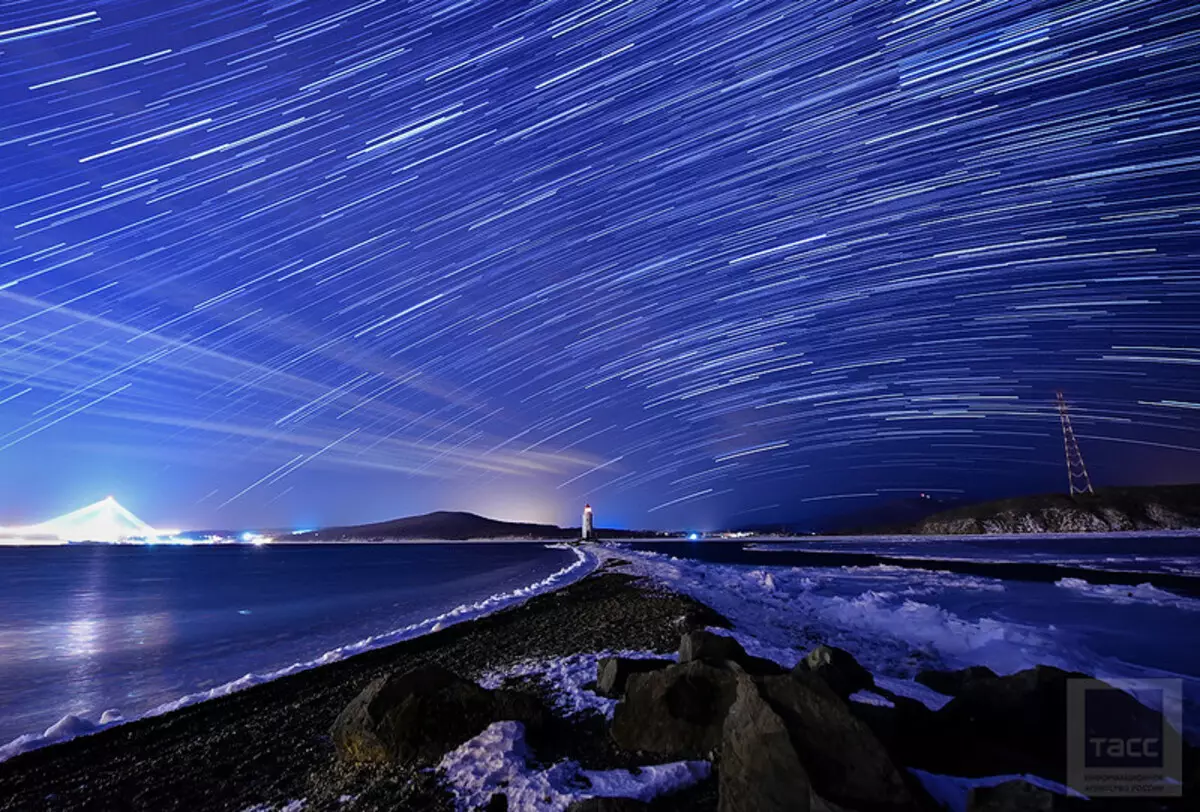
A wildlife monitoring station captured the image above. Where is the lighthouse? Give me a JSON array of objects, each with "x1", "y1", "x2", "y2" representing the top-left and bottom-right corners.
[{"x1": 581, "y1": 504, "x2": 596, "y2": 541}]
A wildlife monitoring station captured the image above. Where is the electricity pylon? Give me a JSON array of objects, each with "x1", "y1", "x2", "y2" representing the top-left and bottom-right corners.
[{"x1": 1055, "y1": 392, "x2": 1095, "y2": 496}]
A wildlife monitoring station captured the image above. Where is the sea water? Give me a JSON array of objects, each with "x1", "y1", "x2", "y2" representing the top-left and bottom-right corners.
[{"x1": 0, "y1": 542, "x2": 583, "y2": 756}]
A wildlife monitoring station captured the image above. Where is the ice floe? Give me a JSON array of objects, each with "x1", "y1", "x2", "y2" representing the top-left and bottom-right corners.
[{"x1": 1056, "y1": 577, "x2": 1200, "y2": 611}]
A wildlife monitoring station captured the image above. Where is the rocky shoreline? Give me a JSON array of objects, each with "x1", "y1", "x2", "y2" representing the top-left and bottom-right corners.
[
  {"x1": 903, "y1": 485, "x2": 1200, "y2": 535},
  {"x1": 0, "y1": 561, "x2": 1195, "y2": 811}
]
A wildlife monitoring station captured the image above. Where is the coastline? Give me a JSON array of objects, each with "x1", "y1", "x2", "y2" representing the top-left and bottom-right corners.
[
  {"x1": 4, "y1": 542, "x2": 1197, "y2": 810},
  {"x1": 0, "y1": 543, "x2": 594, "y2": 765},
  {"x1": 0, "y1": 560, "x2": 720, "y2": 811}
]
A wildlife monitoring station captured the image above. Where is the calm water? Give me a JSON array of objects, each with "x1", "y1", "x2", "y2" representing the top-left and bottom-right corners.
[{"x1": 0, "y1": 543, "x2": 577, "y2": 747}]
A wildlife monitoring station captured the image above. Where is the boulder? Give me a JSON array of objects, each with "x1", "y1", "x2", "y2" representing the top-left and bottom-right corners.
[
  {"x1": 719, "y1": 676, "x2": 812, "y2": 812},
  {"x1": 672, "y1": 606, "x2": 732, "y2": 635},
  {"x1": 914, "y1": 665, "x2": 998, "y2": 697},
  {"x1": 679, "y1": 630, "x2": 745, "y2": 664},
  {"x1": 965, "y1": 780, "x2": 1054, "y2": 811},
  {"x1": 678, "y1": 630, "x2": 786, "y2": 675},
  {"x1": 331, "y1": 664, "x2": 544, "y2": 765},
  {"x1": 610, "y1": 661, "x2": 739, "y2": 758},
  {"x1": 884, "y1": 665, "x2": 1174, "y2": 782},
  {"x1": 848, "y1": 693, "x2": 939, "y2": 762},
  {"x1": 932, "y1": 665, "x2": 1084, "y2": 778},
  {"x1": 792, "y1": 645, "x2": 873, "y2": 699},
  {"x1": 596, "y1": 657, "x2": 673, "y2": 698},
  {"x1": 757, "y1": 672, "x2": 912, "y2": 810}
]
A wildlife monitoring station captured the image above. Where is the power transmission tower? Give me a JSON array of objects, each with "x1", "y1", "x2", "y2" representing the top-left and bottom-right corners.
[{"x1": 1055, "y1": 392, "x2": 1095, "y2": 496}]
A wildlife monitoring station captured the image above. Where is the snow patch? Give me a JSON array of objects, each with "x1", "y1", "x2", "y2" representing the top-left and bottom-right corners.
[
  {"x1": 849, "y1": 690, "x2": 895, "y2": 707},
  {"x1": 874, "y1": 676, "x2": 954, "y2": 711},
  {"x1": 1056, "y1": 577, "x2": 1200, "y2": 611},
  {"x1": 241, "y1": 801, "x2": 306, "y2": 812},
  {"x1": 439, "y1": 721, "x2": 709, "y2": 811},
  {"x1": 844, "y1": 565, "x2": 1007, "y2": 594},
  {"x1": 480, "y1": 650, "x2": 669, "y2": 719},
  {"x1": 601, "y1": 546, "x2": 1063, "y2": 679}
]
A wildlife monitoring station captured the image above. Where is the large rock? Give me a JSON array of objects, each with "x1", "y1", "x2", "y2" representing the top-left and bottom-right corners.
[
  {"x1": 865, "y1": 665, "x2": 1176, "y2": 783},
  {"x1": 848, "y1": 693, "x2": 938, "y2": 762},
  {"x1": 965, "y1": 780, "x2": 1055, "y2": 811},
  {"x1": 331, "y1": 664, "x2": 543, "y2": 765},
  {"x1": 914, "y1": 665, "x2": 997, "y2": 697},
  {"x1": 596, "y1": 657, "x2": 673, "y2": 698},
  {"x1": 720, "y1": 676, "x2": 812, "y2": 812},
  {"x1": 610, "y1": 661, "x2": 739, "y2": 758},
  {"x1": 678, "y1": 630, "x2": 785, "y2": 675},
  {"x1": 792, "y1": 645, "x2": 873, "y2": 699},
  {"x1": 679, "y1": 630, "x2": 745, "y2": 664},
  {"x1": 757, "y1": 673, "x2": 912, "y2": 810},
  {"x1": 673, "y1": 606, "x2": 733, "y2": 635},
  {"x1": 932, "y1": 665, "x2": 1084, "y2": 778}
]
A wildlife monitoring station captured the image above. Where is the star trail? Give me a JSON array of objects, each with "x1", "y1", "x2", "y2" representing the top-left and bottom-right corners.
[{"x1": 1, "y1": 0, "x2": 1198, "y2": 530}]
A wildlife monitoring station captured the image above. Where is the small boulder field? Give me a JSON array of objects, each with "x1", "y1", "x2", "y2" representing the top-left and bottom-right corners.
[{"x1": 332, "y1": 625, "x2": 1197, "y2": 811}]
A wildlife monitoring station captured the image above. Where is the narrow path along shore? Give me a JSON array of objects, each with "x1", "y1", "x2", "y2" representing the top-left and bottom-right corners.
[{"x1": 0, "y1": 566, "x2": 718, "y2": 812}]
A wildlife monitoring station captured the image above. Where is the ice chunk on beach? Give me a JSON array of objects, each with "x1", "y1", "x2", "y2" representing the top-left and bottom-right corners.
[
  {"x1": 43, "y1": 714, "x2": 97, "y2": 740},
  {"x1": 439, "y1": 721, "x2": 709, "y2": 811},
  {"x1": 0, "y1": 709, "x2": 130, "y2": 761}
]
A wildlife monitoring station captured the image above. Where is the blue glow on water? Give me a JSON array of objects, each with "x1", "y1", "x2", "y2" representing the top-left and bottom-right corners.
[{"x1": 0, "y1": 543, "x2": 576, "y2": 747}]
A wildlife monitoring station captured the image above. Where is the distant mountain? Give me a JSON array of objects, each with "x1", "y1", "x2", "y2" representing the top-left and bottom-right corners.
[
  {"x1": 289, "y1": 510, "x2": 655, "y2": 541},
  {"x1": 898, "y1": 484, "x2": 1200, "y2": 535}
]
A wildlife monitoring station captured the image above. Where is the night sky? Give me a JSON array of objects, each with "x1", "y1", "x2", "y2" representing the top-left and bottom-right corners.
[{"x1": 1, "y1": 0, "x2": 1199, "y2": 531}]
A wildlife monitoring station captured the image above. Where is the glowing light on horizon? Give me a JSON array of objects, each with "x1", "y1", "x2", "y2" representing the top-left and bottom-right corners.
[
  {"x1": 19, "y1": 497, "x2": 158, "y2": 542},
  {"x1": 0, "y1": 497, "x2": 184, "y2": 544}
]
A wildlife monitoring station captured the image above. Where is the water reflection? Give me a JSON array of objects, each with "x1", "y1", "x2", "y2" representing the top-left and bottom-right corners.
[{"x1": 0, "y1": 543, "x2": 574, "y2": 745}]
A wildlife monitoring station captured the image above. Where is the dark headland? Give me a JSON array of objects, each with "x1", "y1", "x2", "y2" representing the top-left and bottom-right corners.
[
  {"x1": 888, "y1": 483, "x2": 1200, "y2": 535},
  {"x1": 289, "y1": 510, "x2": 660, "y2": 541}
]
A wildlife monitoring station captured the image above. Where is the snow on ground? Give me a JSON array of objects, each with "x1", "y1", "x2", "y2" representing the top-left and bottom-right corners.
[
  {"x1": 0, "y1": 545, "x2": 596, "y2": 763},
  {"x1": 241, "y1": 801, "x2": 306, "y2": 812},
  {"x1": 439, "y1": 721, "x2": 709, "y2": 812},
  {"x1": 873, "y1": 676, "x2": 954, "y2": 710},
  {"x1": 481, "y1": 650, "x2": 671, "y2": 719},
  {"x1": 910, "y1": 769, "x2": 1085, "y2": 812},
  {"x1": 1055, "y1": 577, "x2": 1200, "y2": 611},
  {"x1": 848, "y1": 690, "x2": 895, "y2": 708},
  {"x1": 595, "y1": 543, "x2": 1200, "y2": 739},
  {"x1": 599, "y1": 546, "x2": 1061, "y2": 681}
]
